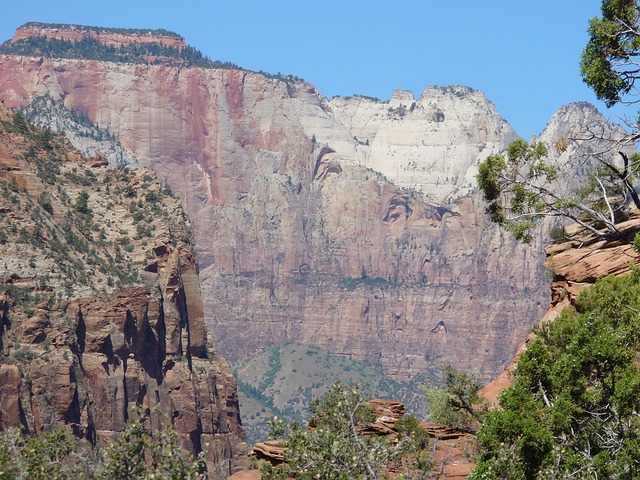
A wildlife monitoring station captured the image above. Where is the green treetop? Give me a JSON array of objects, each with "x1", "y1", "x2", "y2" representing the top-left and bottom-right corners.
[
  {"x1": 471, "y1": 271, "x2": 640, "y2": 479},
  {"x1": 478, "y1": 0, "x2": 640, "y2": 243}
]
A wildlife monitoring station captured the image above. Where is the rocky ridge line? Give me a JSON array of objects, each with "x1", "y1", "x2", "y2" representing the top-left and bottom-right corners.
[
  {"x1": 11, "y1": 22, "x2": 186, "y2": 49},
  {"x1": 0, "y1": 24, "x2": 626, "y2": 390}
]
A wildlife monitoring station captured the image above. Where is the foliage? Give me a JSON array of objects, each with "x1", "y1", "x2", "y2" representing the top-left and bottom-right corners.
[
  {"x1": 0, "y1": 103, "x2": 196, "y2": 305},
  {"x1": 74, "y1": 190, "x2": 91, "y2": 215},
  {"x1": 476, "y1": 138, "x2": 639, "y2": 242},
  {"x1": 478, "y1": 1, "x2": 640, "y2": 243},
  {"x1": 394, "y1": 414, "x2": 431, "y2": 451},
  {"x1": 581, "y1": 0, "x2": 640, "y2": 107},
  {"x1": 634, "y1": 231, "x2": 640, "y2": 252},
  {"x1": 38, "y1": 191, "x2": 54, "y2": 215},
  {"x1": 257, "y1": 70, "x2": 306, "y2": 85},
  {"x1": 11, "y1": 111, "x2": 31, "y2": 135},
  {"x1": 261, "y1": 382, "x2": 431, "y2": 480},
  {"x1": 0, "y1": 36, "x2": 215, "y2": 69},
  {"x1": 548, "y1": 224, "x2": 566, "y2": 242},
  {"x1": 100, "y1": 410, "x2": 206, "y2": 479},
  {"x1": 0, "y1": 412, "x2": 205, "y2": 479},
  {"x1": 423, "y1": 365, "x2": 485, "y2": 431},
  {"x1": 471, "y1": 271, "x2": 640, "y2": 479},
  {"x1": 22, "y1": 22, "x2": 184, "y2": 38},
  {"x1": 0, "y1": 427, "x2": 81, "y2": 480}
]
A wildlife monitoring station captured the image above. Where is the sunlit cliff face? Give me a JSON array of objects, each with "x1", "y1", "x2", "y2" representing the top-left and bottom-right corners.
[{"x1": 7, "y1": 34, "x2": 617, "y2": 384}]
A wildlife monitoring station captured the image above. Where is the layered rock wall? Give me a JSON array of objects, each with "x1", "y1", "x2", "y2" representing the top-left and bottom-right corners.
[
  {"x1": 0, "y1": 104, "x2": 246, "y2": 477},
  {"x1": 0, "y1": 53, "x2": 551, "y2": 382},
  {"x1": 329, "y1": 87, "x2": 519, "y2": 203}
]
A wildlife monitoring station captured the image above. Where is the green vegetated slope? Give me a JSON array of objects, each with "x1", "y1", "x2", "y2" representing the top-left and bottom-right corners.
[
  {"x1": 233, "y1": 343, "x2": 434, "y2": 445},
  {"x1": 472, "y1": 270, "x2": 640, "y2": 479},
  {"x1": 0, "y1": 111, "x2": 182, "y2": 299}
]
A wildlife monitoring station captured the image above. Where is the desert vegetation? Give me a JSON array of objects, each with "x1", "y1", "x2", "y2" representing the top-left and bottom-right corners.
[
  {"x1": 0, "y1": 35, "x2": 216, "y2": 68},
  {"x1": 0, "y1": 410, "x2": 206, "y2": 479},
  {"x1": 259, "y1": 382, "x2": 432, "y2": 480},
  {"x1": 478, "y1": 0, "x2": 640, "y2": 244},
  {"x1": 468, "y1": 2, "x2": 640, "y2": 478}
]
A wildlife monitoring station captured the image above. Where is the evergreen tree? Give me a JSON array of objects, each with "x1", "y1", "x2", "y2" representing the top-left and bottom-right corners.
[{"x1": 471, "y1": 271, "x2": 640, "y2": 479}]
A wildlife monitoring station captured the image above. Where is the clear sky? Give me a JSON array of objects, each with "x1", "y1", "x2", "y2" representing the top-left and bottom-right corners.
[{"x1": 0, "y1": 0, "x2": 630, "y2": 139}]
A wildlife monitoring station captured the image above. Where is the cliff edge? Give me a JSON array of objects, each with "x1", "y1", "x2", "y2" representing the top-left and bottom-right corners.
[{"x1": 0, "y1": 101, "x2": 247, "y2": 477}]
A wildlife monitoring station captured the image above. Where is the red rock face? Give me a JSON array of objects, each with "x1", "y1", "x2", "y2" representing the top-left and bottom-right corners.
[
  {"x1": 0, "y1": 56, "x2": 549, "y2": 382},
  {"x1": 11, "y1": 25, "x2": 186, "y2": 49},
  {"x1": 0, "y1": 106, "x2": 247, "y2": 477},
  {"x1": 2, "y1": 284, "x2": 247, "y2": 476}
]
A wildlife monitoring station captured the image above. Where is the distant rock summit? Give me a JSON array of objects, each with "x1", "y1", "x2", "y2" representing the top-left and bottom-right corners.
[
  {"x1": 0, "y1": 22, "x2": 623, "y2": 397},
  {"x1": 0, "y1": 22, "x2": 214, "y2": 67},
  {"x1": 11, "y1": 22, "x2": 186, "y2": 48},
  {"x1": 328, "y1": 86, "x2": 518, "y2": 204}
]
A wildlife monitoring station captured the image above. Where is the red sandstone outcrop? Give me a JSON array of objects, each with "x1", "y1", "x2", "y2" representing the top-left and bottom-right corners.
[{"x1": 0, "y1": 103, "x2": 247, "y2": 477}]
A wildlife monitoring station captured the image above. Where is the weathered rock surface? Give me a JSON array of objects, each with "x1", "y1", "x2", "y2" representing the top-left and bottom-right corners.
[
  {"x1": 21, "y1": 94, "x2": 139, "y2": 168},
  {"x1": 329, "y1": 87, "x2": 519, "y2": 203},
  {"x1": 12, "y1": 22, "x2": 186, "y2": 49},
  {"x1": 0, "y1": 102, "x2": 247, "y2": 477},
  {"x1": 0, "y1": 49, "x2": 552, "y2": 383},
  {"x1": 3, "y1": 25, "x2": 623, "y2": 388}
]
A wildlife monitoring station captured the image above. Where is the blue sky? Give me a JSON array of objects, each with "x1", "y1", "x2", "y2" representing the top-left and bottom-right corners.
[{"x1": 0, "y1": 0, "x2": 629, "y2": 139}]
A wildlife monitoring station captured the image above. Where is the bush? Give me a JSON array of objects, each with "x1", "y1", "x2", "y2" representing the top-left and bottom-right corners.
[
  {"x1": 0, "y1": 428, "x2": 82, "y2": 479},
  {"x1": 472, "y1": 271, "x2": 640, "y2": 479},
  {"x1": 101, "y1": 410, "x2": 205, "y2": 479},
  {"x1": 423, "y1": 365, "x2": 485, "y2": 431},
  {"x1": 261, "y1": 382, "x2": 432, "y2": 480},
  {"x1": 38, "y1": 191, "x2": 53, "y2": 215},
  {"x1": 633, "y1": 232, "x2": 640, "y2": 254},
  {"x1": 74, "y1": 190, "x2": 91, "y2": 215},
  {"x1": 0, "y1": 409, "x2": 206, "y2": 479},
  {"x1": 549, "y1": 224, "x2": 566, "y2": 242}
]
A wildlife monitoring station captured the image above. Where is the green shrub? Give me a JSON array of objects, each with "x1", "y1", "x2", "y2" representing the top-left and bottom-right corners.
[
  {"x1": 74, "y1": 190, "x2": 91, "y2": 215},
  {"x1": 38, "y1": 191, "x2": 53, "y2": 215},
  {"x1": 262, "y1": 382, "x2": 432, "y2": 479},
  {"x1": 472, "y1": 271, "x2": 640, "y2": 479},
  {"x1": 549, "y1": 224, "x2": 565, "y2": 242},
  {"x1": 633, "y1": 231, "x2": 640, "y2": 254}
]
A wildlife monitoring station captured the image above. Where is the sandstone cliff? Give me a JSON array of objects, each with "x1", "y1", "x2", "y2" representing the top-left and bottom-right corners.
[
  {"x1": 0, "y1": 50, "x2": 547, "y2": 379},
  {"x1": 0, "y1": 102, "x2": 246, "y2": 477},
  {"x1": 21, "y1": 94, "x2": 139, "y2": 169},
  {"x1": 0, "y1": 49, "x2": 553, "y2": 383},
  {"x1": 2, "y1": 24, "x2": 623, "y2": 389},
  {"x1": 329, "y1": 87, "x2": 518, "y2": 204},
  {"x1": 11, "y1": 22, "x2": 186, "y2": 49}
]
